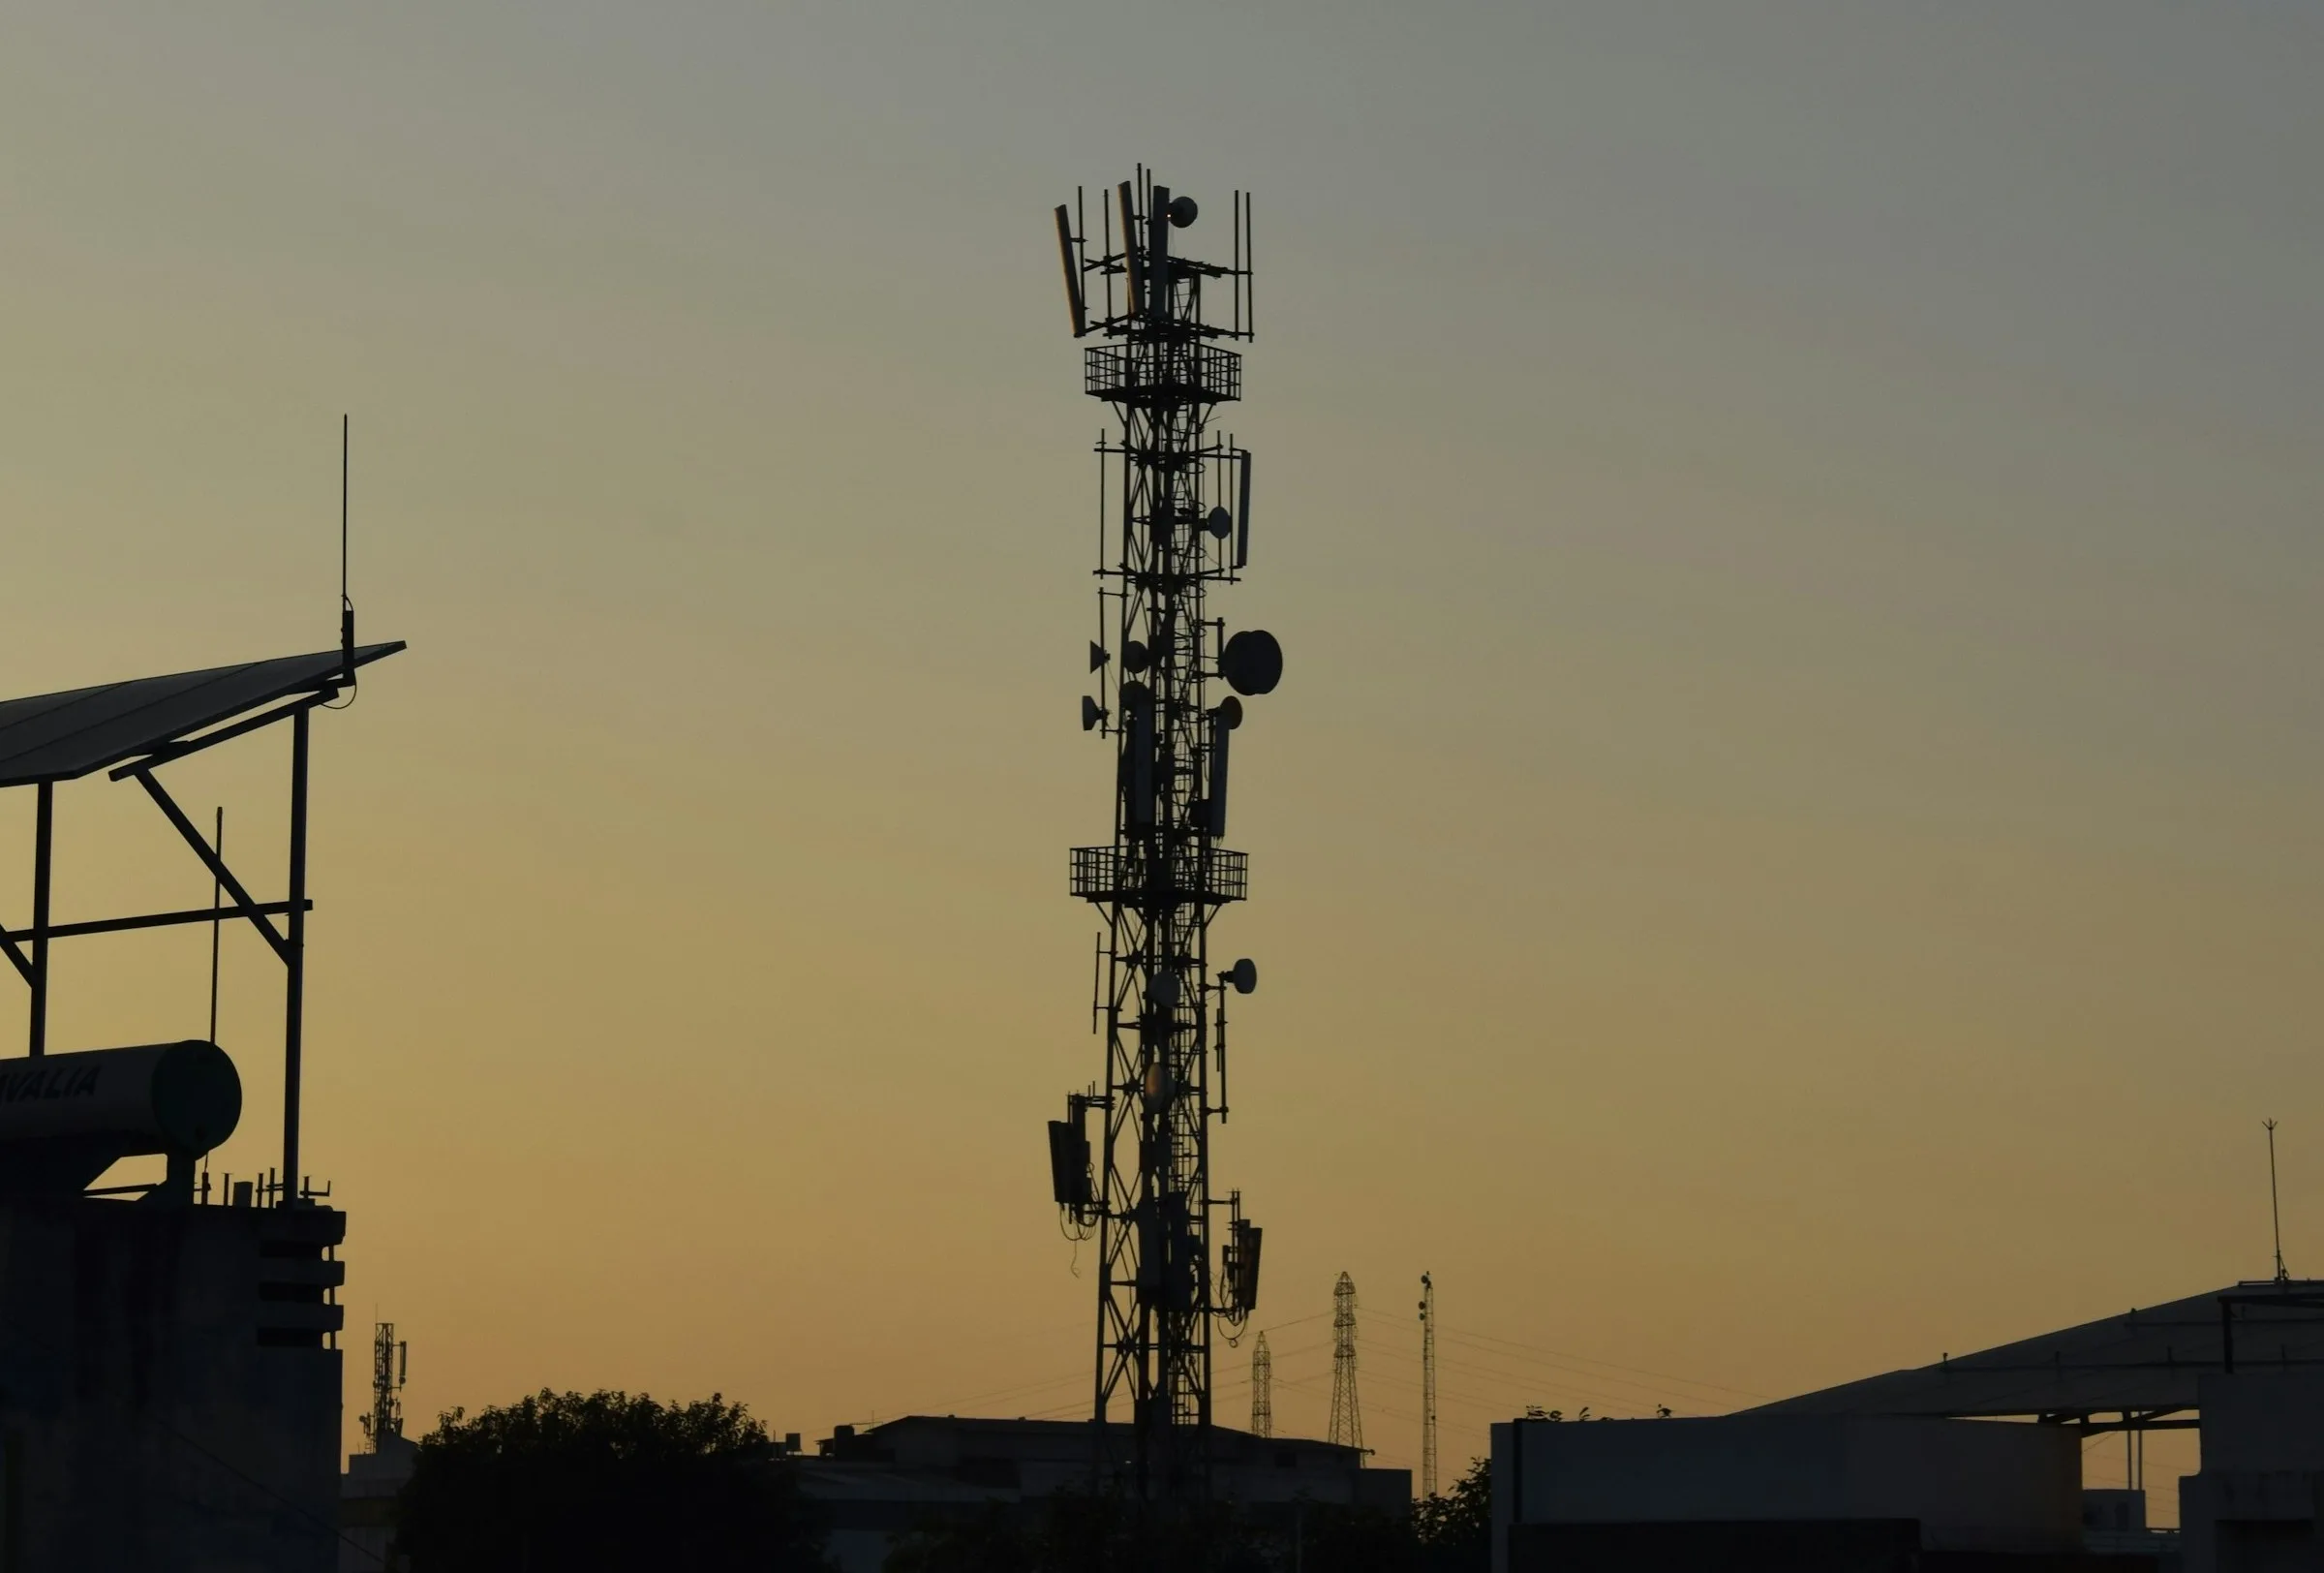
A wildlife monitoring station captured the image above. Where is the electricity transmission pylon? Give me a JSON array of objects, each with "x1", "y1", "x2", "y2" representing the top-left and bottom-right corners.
[
  {"x1": 1250, "y1": 1333, "x2": 1272, "y2": 1438},
  {"x1": 1328, "y1": 1272, "x2": 1362, "y2": 1453},
  {"x1": 1419, "y1": 1273, "x2": 1437, "y2": 1496}
]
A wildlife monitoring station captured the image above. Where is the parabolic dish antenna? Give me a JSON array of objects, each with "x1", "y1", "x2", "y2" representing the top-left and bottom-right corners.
[{"x1": 1220, "y1": 630, "x2": 1283, "y2": 697}]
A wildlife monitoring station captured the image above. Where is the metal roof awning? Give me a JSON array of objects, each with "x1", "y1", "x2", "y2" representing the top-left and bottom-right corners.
[
  {"x1": 0, "y1": 639, "x2": 403, "y2": 1200},
  {"x1": 1749, "y1": 1280, "x2": 2324, "y2": 1425},
  {"x1": 0, "y1": 644, "x2": 403, "y2": 788}
]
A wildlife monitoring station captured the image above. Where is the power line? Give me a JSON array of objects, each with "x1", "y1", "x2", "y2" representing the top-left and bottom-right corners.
[{"x1": 1438, "y1": 1326, "x2": 1771, "y2": 1402}]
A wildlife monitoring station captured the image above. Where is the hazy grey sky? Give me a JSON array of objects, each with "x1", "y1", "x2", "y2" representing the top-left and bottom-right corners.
[{"x1": 1, "y1": 3, "x2": 2317, "y2": 1494}]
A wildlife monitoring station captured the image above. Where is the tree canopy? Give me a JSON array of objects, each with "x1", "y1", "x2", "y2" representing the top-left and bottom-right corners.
[{"x1": 394, "y1": 1388, "x2": 828, "y2": 1573}]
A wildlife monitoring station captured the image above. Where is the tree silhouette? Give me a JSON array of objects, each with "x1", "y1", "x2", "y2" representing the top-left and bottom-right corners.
[
  {"x1": 395, "y1": 1389, "x2": 828, "y2": 1573},
  {"x1": 1412, "y1": 1457, "x2": 1489, "y2": 1571}
]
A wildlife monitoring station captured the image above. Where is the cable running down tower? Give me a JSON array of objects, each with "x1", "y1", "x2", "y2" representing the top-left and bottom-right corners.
[{"x1": 1044, "y1": 170, "x2": 1279, "y2": 1501}]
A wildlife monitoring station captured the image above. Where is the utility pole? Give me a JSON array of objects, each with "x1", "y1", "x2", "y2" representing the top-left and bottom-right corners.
[
  {"x1": 1251, "y1": 1333, "x2": 1273, "y2": 1438},
  {"x1": 1419, "y1": 1273, "x2": 1438, "y2": 1497},
  {"x1": 1329, "y1": 1273, "x2": 1362, "y2": 1453}
]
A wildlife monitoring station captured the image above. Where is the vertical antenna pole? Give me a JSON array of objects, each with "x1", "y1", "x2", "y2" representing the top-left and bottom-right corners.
[
  {"x1": 340, "y1": 415, "x2": 355, "y2": 677},
  {"x1": 1244, "y1": 193, "x2": 1255, "y2": 339},
  {"x1": 281, "y1": 709, "x2": 310, "y2": 1202},
  {"x1": 208, "y1": 808, "x2": 224, "y2": 1041},
  {"x1": 1420, "y1": 1272, "x2": 1438, "y2": 1497},
  {"x1": 2267, "y1": 1119, "x2": 2288, "y2": 1282},
  {"x1": 28, "y1": 783, "x2": 53, "y2": 1058}
]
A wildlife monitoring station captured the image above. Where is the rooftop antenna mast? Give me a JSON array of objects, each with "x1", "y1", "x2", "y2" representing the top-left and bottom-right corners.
[
  {"x1": 2268, "y1": 1119, "x2": 2289, "y2": 1282},
  {"x1": 206, "y1": 808, "x2": 224, "y2": 1042},
  {"x1": 338, "y1": 415, "x2": 355, "y2": 681},
  {"x1": 1329, "y1": 1273, "x2": 1362, "y2": 1454},
  {"x1": 357, "y1": 1321, "x2": 408, "y2": 1451},
  {"x1": 1046, "y1": 172, "x2": 1279, "y2": 1505},
  {"x1": 1250, "y1": 1332, "x2": 1272, "y2": 1438},
  {"x1": 1419, "y1": 1272, "x2": 1438, "y2": 1497}
]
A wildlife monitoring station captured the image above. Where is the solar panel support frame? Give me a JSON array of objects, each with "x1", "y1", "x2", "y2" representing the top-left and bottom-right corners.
[{"x1": 0, "y1": 643, "x2": 401, "y2": 1205}]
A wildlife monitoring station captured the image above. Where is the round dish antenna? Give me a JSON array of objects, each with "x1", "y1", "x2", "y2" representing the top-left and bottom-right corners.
[
  {"x1": 1220, "y1": 630, "x2": 1283, "y2": 696},
  {"x1": 1167, "y1": 195, "x2": 1199, "y2": 228},
  {"x1": 1226, "y1": 958, "x2": 1257, "y2": 995}
]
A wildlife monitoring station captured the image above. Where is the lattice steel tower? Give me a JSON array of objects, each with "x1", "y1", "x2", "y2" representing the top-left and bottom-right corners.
[
  {"x1": 1329, "y1": 1272, "x2": 1362, "y2": 1452},
  {"x1": 1045, "y1": 170, "x2": 1277, "y2": 1501},
  {"x1": 1250, "y1": 1332, "x2": 1273, "y2": 1438},
  {"x1": 357, "y1": 1322, "x2": 408, "y2": 1452}
]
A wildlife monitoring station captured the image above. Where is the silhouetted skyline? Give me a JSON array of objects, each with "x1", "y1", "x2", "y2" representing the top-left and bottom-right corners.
[{"x1": 0, "y1": 3, "x2": 2315, "y2": 1506}]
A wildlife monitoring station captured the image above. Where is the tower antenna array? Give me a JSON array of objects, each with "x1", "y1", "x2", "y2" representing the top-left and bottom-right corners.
[
  {"x1": 358, "y1": 1321, "x2": 409, "y2": 1452},
  {"x1": 1329, "y1": 1272, "x2": 1362, "y2": 1453},
  {"x1": 1419, "y1": 1272, "x2": 1437, "y2": 1496},
  {"x1": 1250, "y1": 1332, "x2": 1272, "y2": 1438},
  {"x1": 1045, "y1": 171, "x2": 1278, "y2": 1502}
]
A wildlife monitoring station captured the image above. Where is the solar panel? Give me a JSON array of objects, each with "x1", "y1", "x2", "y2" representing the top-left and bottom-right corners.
[{"x1": 0, "y1": 643, "x2": 403, "y2": 789}]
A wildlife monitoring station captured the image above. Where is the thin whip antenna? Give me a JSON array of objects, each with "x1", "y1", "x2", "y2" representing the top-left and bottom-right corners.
[
  {"x1": 1419, "y1": 1272, "x2": 1438, "y2": 1497},
  {"x1": 339, "y1": 415, "x2": 355, "y2": 679},
  {"x1": 207, "y1": 808, "x2": 224, "y2": 1041},
  {"x1": 2268, "y1": 1119, "x2": 2288, "y2": 1282}
]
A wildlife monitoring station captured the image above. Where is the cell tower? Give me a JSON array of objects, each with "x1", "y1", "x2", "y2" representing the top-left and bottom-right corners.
[
  {"x1": 356, "y1": 1321, "x2": 408, "y2": 1452},
  {"x1": 1419, "y1": 1272, "x2": 1438, "y2": 1496},
  {"x1": 1329, "y1": 1273, "x2": 1362, "y2": 1453},
  {"x1": 1250, "y1": 1333, "x2": 1273, "y2": 1438},
  {"x1": 1045, "y1": 170, "x2": 1277, "y2": 1502}
]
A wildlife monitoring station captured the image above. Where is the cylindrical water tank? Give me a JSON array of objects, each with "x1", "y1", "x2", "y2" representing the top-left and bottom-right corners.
[{"x1": 0, "y1": 1040, "x2": 241, "y2": 1157}]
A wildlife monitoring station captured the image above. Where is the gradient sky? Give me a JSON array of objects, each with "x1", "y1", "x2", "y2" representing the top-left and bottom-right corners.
[{"x1": 1, "y1": 2, "x2": 2318, "y2": 1503}]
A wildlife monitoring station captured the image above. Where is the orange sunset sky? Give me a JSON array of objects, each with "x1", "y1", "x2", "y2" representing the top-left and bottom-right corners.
[{"x1": 1, "y1": 3, "x2": 2317, "y2": 1507}]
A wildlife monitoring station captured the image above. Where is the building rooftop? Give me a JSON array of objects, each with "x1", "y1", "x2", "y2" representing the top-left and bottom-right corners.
[{"x1": 1750, "y1": 1280, "x2": 2324, "y2": 1421}]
